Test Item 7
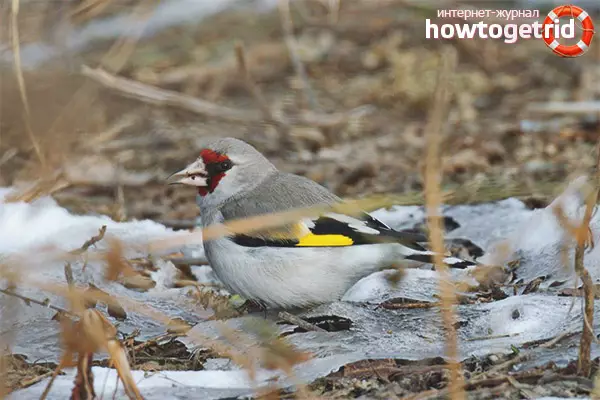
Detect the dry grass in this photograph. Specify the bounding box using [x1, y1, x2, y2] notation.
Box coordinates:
[9, 0, 45, 167]
[422, 46, 464, 400]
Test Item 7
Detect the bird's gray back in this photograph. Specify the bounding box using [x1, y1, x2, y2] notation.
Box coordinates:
[219, 172, 340, 221]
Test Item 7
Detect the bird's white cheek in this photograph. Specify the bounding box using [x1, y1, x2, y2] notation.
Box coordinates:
[179, 176, 208, 187]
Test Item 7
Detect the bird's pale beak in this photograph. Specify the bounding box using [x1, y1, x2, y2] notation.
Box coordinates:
[166, 160, 208, 187]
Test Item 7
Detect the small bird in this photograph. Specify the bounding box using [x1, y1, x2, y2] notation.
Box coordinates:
[168, 137, 475, 309]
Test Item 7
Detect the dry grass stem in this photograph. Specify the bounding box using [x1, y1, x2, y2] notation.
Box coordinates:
[99, 0, 159, 73]
[81, 65, 371, 128]
[10, 0, 45, 167]
[234, 43, 296, 150]
[68, 0, 113, 24]
[48, 309, 143, 400]
[235, 42, 285, 130]
[39, 356, 68, 400]
[3, 171, 70, 203]
[29, 280, 256, 370]
[44, 0, 157, 161]
[278, 0, 320, 110]
[527, 101, 600, 114]
[552, 182, 598, 376]
[423, 46, 465, 400]
[576, 202, 596, 377]
[148, 196, 399, 253]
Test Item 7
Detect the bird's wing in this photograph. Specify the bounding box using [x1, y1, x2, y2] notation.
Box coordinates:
[231, 211, 428, 250]
[220, 172, 429, 249]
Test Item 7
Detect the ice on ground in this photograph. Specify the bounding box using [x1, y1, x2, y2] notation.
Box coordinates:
[341, 268, 479, 304]
[11, 366, 268, 400]
[14, 355, 363, 400]
[172, 294, 600, 398]
[8, 176, 600, 398]
[0, 188, 205, 361]
[182, 294, 600, 361]
[473, 176, 600, 290]
[15, 293, 600, 399]
[444, 197, 533, 250]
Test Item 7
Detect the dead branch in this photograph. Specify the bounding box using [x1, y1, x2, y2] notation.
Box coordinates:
[81, 65, 372, 128]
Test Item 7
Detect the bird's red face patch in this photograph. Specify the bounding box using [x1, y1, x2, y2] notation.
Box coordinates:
[197, 149, 232, 196]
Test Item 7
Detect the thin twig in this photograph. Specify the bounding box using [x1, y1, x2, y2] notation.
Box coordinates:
[70, 225, 107, 255]
[39, 357, 67, 400]
[0, 287, 75, 318]
[130, 332, 177, 352]
[0, 287, 76, 317]
[17, 370, 55, 390]
[278, 311, 327, 333]
[423, 46, 464, 400]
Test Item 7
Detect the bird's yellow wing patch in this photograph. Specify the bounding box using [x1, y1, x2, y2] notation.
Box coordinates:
[295, 233, 354, 247]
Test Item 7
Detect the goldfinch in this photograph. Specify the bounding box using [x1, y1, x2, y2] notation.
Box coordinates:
[168, 137, 475, 309]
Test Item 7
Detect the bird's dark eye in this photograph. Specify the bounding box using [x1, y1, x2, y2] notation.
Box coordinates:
[219, 160, 233, 172]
